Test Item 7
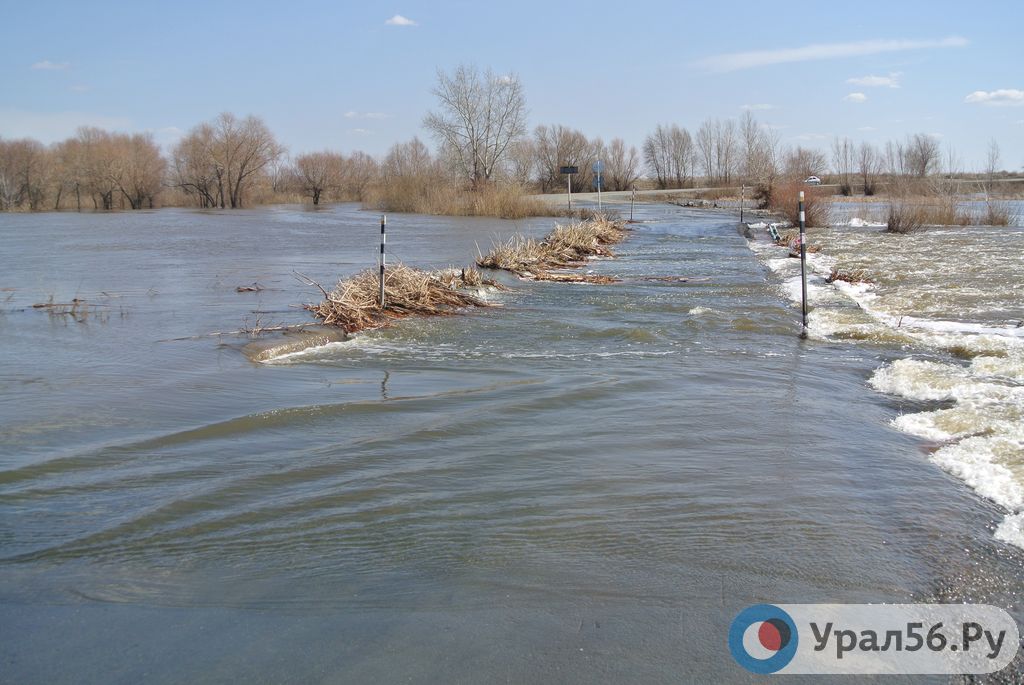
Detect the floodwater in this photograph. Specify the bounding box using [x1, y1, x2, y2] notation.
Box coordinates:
[1, 203, 1022, 683]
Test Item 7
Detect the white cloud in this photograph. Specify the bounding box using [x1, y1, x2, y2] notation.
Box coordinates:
[843, 92, 868, 103]
[347, 128, 372, 135]
[847, 72, 901, 88]
[0, 107, 131, 143]
[740, 103, 776, 111]
[793, 133, 828, 141]
[344, 111, 390, 120]
[857, 126, 877, 132]
[32, 60, 70, 70]
[964, 89, 1024, 106]
[385, 14, 416, 26]
[70, 85, 90, 93]
[693, 36, 967, 72]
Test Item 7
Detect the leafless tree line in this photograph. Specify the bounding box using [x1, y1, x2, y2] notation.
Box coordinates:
[0, 129, 165, 211]
[0, 62, 1015, 212]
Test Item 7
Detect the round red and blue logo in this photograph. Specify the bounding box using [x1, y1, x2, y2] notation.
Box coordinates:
[729, 604, 798, 674]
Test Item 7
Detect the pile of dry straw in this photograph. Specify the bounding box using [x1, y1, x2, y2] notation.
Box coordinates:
[476, 214, 627, 283]
[304, 265, 502, 333]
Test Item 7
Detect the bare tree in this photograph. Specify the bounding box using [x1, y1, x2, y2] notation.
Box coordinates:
[784, 146, 827, 180]
[533, 124, 591, 193]
[292, 151, 345, 205]
[831, 136, 855, 195]
[504, 139, 536, 187]
[345, 151, 379, 202]
[172, 113, 283, 208]
[605, 138, 640, 191]
[857, 142, 881, 195]
[643, 124, 693, 189]
[904, 133, 941, 177]
[643, 124, 674, 189]
[695, 118, 737, 185]
[984, 138, 1001, 195]
[423, 64, 527, 188]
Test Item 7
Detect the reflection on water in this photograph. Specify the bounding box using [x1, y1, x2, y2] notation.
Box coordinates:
[1, 203, 1022, 683]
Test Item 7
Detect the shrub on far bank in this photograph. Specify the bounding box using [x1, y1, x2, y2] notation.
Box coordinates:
[363, 178, 558, 219]
[767, 178, 831, 227]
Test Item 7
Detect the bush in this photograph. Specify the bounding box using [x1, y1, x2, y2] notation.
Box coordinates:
[768, 178, 831, 227]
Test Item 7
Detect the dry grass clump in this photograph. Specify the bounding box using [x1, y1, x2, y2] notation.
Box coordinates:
[886, 198, 971, 233]
[825, 267, 872, 284]
[477, 215, 627, 281]
[982, 201, 1016, 227]
[305, 264, 498, 332]
[768, 179, 831, 227]
[365, 180, 559, 219]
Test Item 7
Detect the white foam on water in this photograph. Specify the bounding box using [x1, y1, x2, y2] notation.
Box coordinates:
[688, 306, 717, 316]
[843, 217, 887, 228]
[745, 224, 1024, 550]
[995, 513, 1024, 548]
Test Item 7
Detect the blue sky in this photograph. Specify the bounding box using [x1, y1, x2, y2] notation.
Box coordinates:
[2, 0, 1022, 170]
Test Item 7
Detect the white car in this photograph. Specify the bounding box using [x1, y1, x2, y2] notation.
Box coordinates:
[803, 176, 822, 185]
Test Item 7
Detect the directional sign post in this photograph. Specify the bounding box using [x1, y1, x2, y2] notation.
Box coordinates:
[560, 165, 579, 211]
[592, 160, 604, 211]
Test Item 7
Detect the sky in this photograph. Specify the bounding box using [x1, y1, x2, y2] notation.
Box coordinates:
[2, 0, 1022, 170]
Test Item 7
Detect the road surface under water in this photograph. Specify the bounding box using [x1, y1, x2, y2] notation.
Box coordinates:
[1, 203, 1021, 683]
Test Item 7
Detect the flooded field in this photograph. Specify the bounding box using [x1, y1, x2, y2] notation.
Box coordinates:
[1, 203, 1022, 683]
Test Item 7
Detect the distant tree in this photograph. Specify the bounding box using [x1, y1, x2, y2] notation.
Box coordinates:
[292, 151, 345, 205]
[605, 138, 640, 191]
[904, 133, 941, 177]
[504, 138, 536, 187]
[532, 124, 591, 193]
[111, 133, 165, 209]
[172, 113, 283, 208]
[0, 137, 50, 210]
[643, 124, 692, 189]
[695, 118, 737, 185]
[857, 142, 881, 195]
[831, 136, 855, 195]
[784, 146, 827, 180]
[345, 151, 379, 201]
[424, 64, 527, 188]
[984, 138, 1001, 195]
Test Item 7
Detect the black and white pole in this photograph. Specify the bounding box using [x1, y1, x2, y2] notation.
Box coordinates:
[379, 214, 387, 309]
[630, 186, 636, 222]
[740, 184, 745, 223]
[798, 191, 808, 336]
[567, 173, 572, 212]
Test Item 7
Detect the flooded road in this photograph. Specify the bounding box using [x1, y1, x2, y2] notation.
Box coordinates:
[1, 203, 1021, 683]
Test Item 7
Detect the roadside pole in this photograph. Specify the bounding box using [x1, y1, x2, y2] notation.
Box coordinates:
[740, 185, 745, 223]
[560, 166, 579, 213]
[630, 186, 636, 222]
[379, 214, 386, 309]
[798, 191, 808, 336]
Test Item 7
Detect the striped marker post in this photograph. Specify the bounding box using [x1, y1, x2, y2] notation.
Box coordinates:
[379, 214, 386, 309]
[798, 191, 808, 336]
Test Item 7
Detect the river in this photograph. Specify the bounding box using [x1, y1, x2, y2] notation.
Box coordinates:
[1, 203, 1021, 683]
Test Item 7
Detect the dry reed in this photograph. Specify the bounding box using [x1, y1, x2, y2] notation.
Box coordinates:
[304, 264, 501, 333]
[477, 215, 627, 282]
